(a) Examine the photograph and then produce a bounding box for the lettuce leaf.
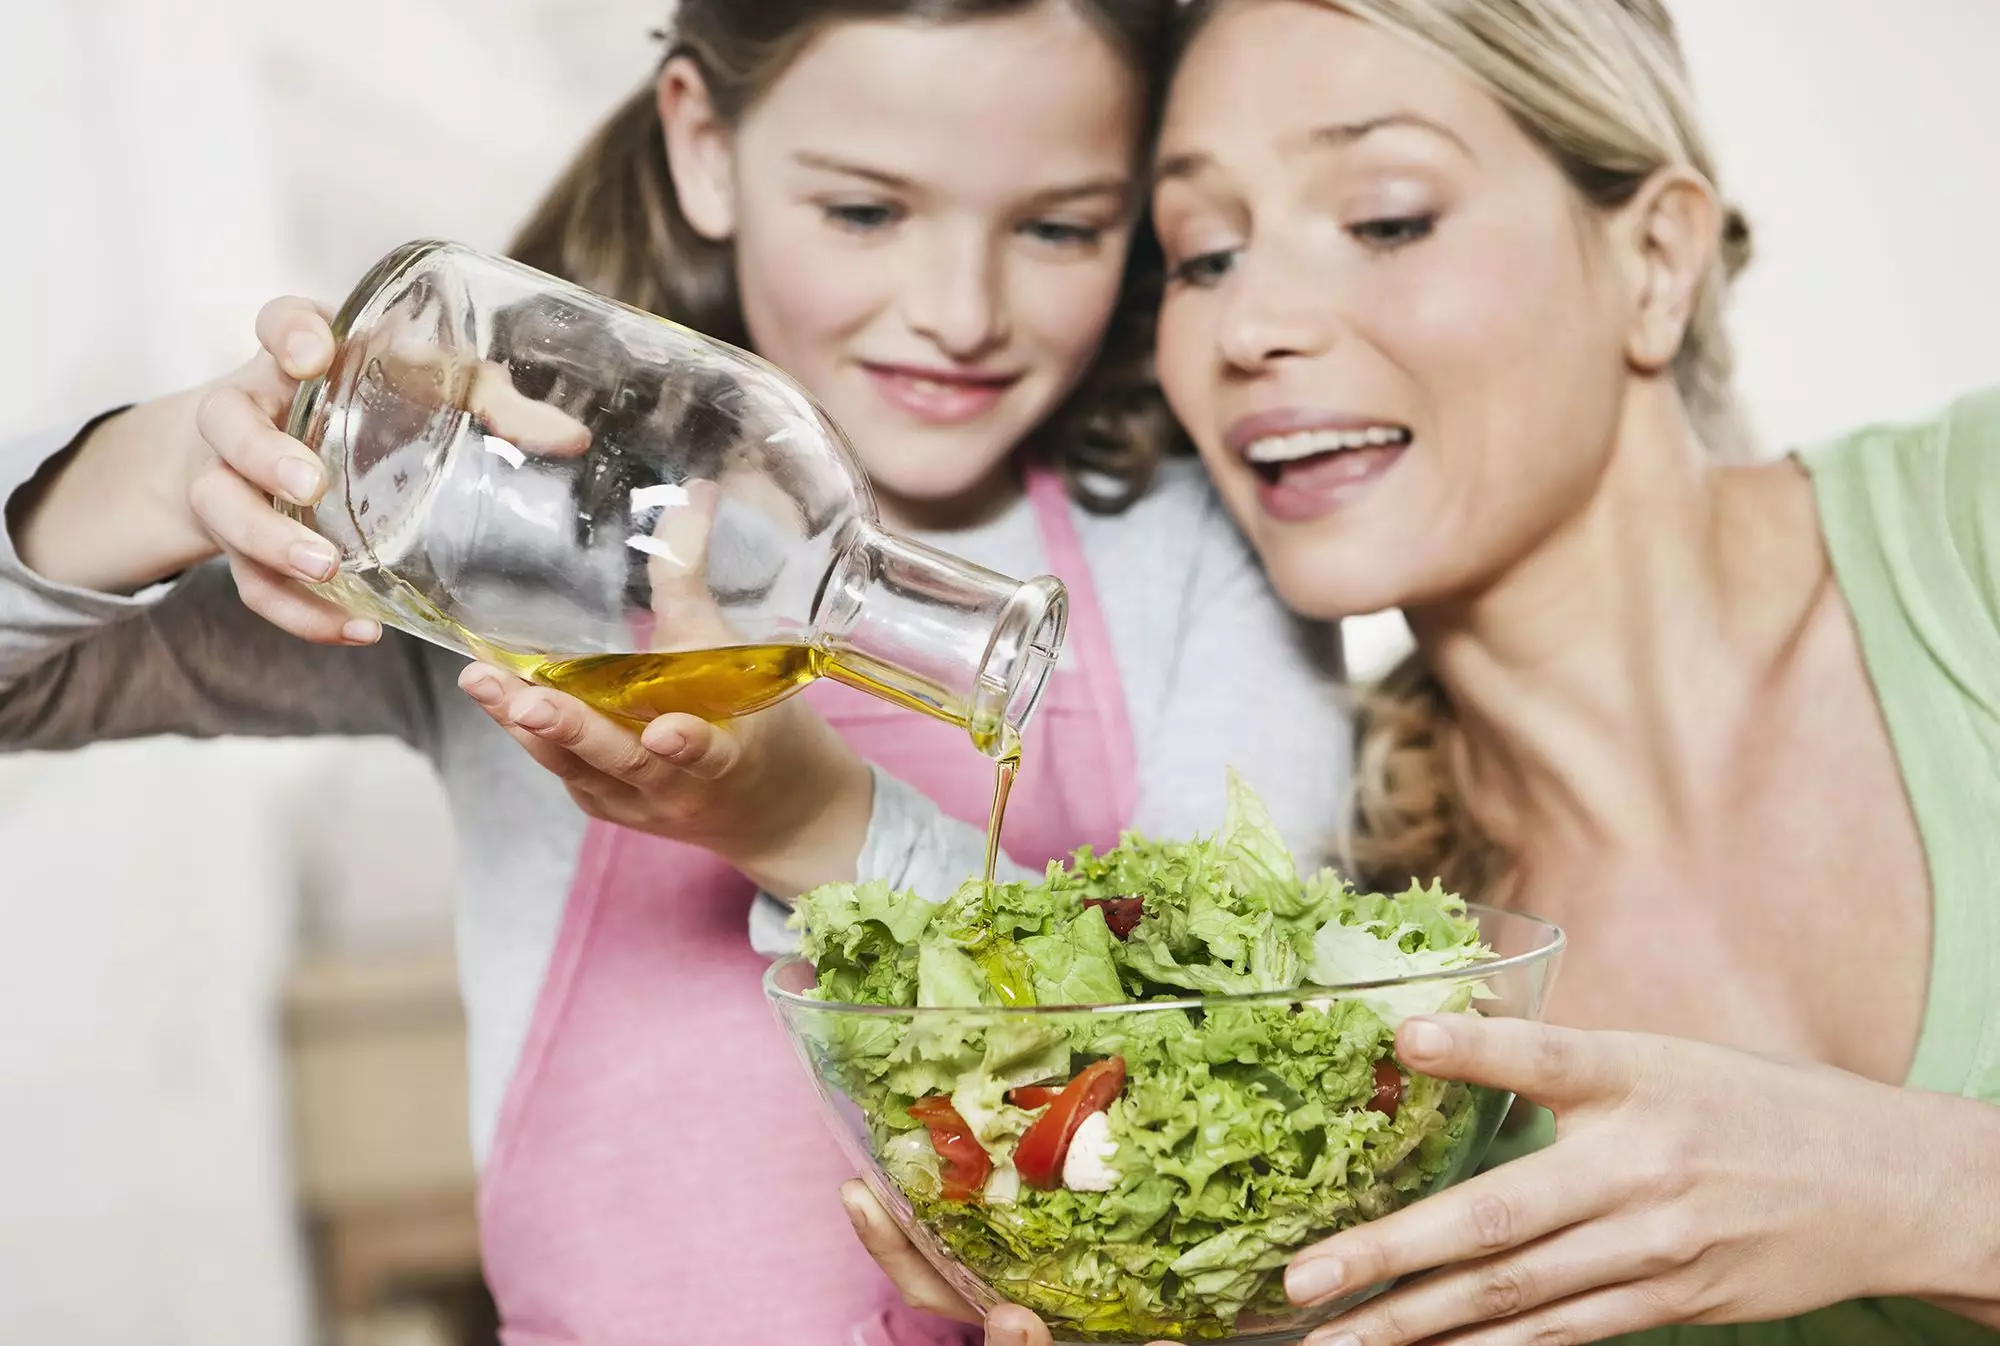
[1306,879,1491,1027]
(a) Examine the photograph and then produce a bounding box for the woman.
[853,0,2000,1341]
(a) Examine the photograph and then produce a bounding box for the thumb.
[839,1181,981,1325]
[983,1304,1057,1346]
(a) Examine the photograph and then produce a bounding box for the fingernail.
[514,701,556,731]
[286,331,328,373]
[289,540,338,581]
[1286,1255,1344,1304]
[1402,1018,1450,1059]
[987,1323,1028,1346]
[648,728,687,759]
[342,618,380,644]
[463,674,503,705]
[277,457,323,504]
[840,1190,868,1235]
[1305,1334,1360,1346]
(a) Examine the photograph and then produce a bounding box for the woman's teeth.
[1242,426,1412,466]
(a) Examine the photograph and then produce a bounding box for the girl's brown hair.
[509,0,1182,512]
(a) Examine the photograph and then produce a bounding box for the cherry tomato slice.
[1081,896,1146,939]
[1005,1085,1061,1110]
[908,1096,993,1202]
[1367,1060,1403,1117]
[1013,1056,1127,1189]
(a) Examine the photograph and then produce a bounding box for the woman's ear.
[659,56,735,242]
[1611,167,1722,375]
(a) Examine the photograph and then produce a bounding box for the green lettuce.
[1306,879,1494,1027]
[790,772,1501,1342]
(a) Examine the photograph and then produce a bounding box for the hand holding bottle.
[10,295,592,646]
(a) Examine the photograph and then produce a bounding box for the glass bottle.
[283,240,1065,755]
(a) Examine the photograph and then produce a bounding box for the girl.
[858,0,2000,1342]
[0,2,1349,1343]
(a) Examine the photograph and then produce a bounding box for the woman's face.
[671,4,1145,525]
[1151,0,1636,620]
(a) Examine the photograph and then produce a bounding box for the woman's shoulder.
[1804,384,2000,477]
[1805,386,2000,609]
[1945,383,2000,441]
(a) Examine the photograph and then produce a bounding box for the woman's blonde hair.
[1183,0,1754,896]
[510,0,1184,513]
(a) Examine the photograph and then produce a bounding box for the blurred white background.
[0,1,1995,1341]
[0,4,670,1342]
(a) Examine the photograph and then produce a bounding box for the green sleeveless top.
[1484,387,2000,1344]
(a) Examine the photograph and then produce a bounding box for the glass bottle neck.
[811,525,1066,757]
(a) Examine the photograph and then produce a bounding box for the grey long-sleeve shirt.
[1,416,1351,1163]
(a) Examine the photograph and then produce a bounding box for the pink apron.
[478,469,1138,1345]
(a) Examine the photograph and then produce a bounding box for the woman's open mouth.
[1228,413,1413,522]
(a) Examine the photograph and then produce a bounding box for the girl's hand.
[458,665,874,896]
[457,463,880,889]
[839,1181,1180,1346]
[188,298,595,645]
[184,298,373,644]
[12,296,590,618]
[10,297,351,611]
[1289,1015,1990,1346]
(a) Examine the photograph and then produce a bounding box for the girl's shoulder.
[1066,454,1340,670]
[1067,456,1245,563]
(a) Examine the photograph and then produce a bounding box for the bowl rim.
[763,901,1564,1017]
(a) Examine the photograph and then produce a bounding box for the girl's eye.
[823,202,903,232]
[1167,250,1237,288]
[1349,214,1436,249]
[1021,220,1103,248]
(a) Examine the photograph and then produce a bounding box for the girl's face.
[668,4,1146,526]
[1150,0,1639,620]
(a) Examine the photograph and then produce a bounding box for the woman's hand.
[842,1016,1999,1345]
[1288,1015,2000,1345]
[840,1181,1181,1346]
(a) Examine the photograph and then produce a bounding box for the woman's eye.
[1021,220,1103,248]
[1167,250,1237,288]
[823,202,902,232]
[1349,214,1436,249]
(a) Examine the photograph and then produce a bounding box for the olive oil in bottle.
[528,645,822,723]
[326,565,833,724]
[533,641,1027,888]
[328,562,1031,882]
[535,645,1027,887]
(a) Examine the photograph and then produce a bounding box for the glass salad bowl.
[766,778,1564,1345]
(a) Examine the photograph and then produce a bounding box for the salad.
[791,774,1500,1341]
